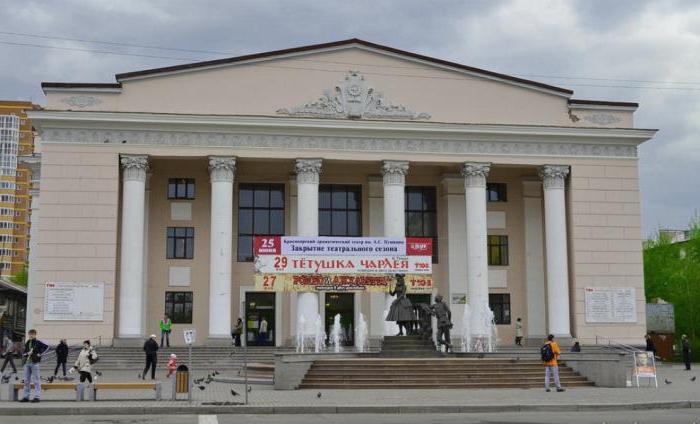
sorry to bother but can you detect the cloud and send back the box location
[0,0,697,233]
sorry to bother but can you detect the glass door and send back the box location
[324,293,354,347]
[245,292,275,346]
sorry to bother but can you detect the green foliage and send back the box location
[644,216,700,361]
[9,267,27,287]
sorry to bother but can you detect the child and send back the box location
[166,353,177,378]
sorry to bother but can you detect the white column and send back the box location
[381,160,408,336]
[441,175,467,340]
[462,162,491,348]
[539,165,572,337]
[295,159,322,336]
[208,156,236,339]
[25,188,40,332]
[118,155,149,338]
[367,177,386,340]
[523,180,547,341]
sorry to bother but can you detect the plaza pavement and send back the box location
[0,363,698,415]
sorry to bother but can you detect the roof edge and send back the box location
[113,38,574,95]
[569,99,639,108]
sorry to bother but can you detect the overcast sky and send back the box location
[0,0,698,236]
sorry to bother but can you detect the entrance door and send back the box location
[245,292,275,347]
[406,294,432,334]
[324,293,354,347]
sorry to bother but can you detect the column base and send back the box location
[113,337,146,347]
[206,336,234,347]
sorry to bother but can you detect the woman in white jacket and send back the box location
[71,340,98,383]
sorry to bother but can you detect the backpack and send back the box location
[541,343,554,362]
[88,349,99,365]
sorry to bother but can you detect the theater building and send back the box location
[27,39,655,347]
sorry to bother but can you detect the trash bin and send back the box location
[172,364,190,400]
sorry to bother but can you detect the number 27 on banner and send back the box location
[261,275,276,289]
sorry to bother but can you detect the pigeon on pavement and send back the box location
[317,392,322,398]
[247,386,252,393]
[691,376,697,382]
[198,385,206,391]
[664,379,672,384]
[231,389,239,396]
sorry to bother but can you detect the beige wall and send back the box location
[30,140,647,346]
[44,48,633,128]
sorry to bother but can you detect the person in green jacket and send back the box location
[159,315,172,347]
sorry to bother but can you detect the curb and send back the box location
[0,401,695,415]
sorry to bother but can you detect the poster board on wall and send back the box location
[584,287,637,323]
[44,282,104,321]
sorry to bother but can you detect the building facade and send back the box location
[0,101,38,278]
[28,40,655,347]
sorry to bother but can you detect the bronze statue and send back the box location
[430,294,453,352]
[385,274,414,336]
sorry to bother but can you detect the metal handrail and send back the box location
[594,335,642,353]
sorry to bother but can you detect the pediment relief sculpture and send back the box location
[277,71,430,120]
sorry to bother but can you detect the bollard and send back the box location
[172,364,191,401]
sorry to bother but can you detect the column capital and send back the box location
[295,158,322,185]
[120,154,149,182]
[381,160,409,186]
[209,156,237,183]
[538,165,570,190]
[461,162,491,187]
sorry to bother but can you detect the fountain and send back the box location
[296,313,327,353]
[461,302,498,352]
[313,314,325,353]
[330,314,342,353]
[356,312,369,352]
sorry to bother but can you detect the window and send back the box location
[487,183,507,202]
[319,185,361,236]
[405,186,438,262]
[166,227,194,259]
[488,235,509,266]
[168,178,195,199]
[164,292,193,324]
[237,184,285,262]
[489,293,511,325]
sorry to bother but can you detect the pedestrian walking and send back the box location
[141,334,159,380]
[54,339,69,378]
[258,317,268,345]
[19,329,48,402]
[542,334,565,392]
[645,333,656,356]
[1,334,18,375]
[159,314,172,348]
[232,318,243,347]
[166,353,177,378]
[515,318,523,346]
[682,334,692,371]
[70,340,98,383]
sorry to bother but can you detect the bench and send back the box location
[9,383,85,401]
[88,382,162,401]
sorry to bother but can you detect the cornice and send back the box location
[28,111,656,159]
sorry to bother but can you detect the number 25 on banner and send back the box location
[254,236,281,255]
[261,275,277,289]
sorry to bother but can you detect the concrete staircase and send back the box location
[64,346,288,371]
[298,357,594,389]
[380,335,444,357]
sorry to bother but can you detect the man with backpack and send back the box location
[541,334,565,392]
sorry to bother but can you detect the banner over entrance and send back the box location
[253,236,434,293]
[254,236,432,256]
[254,273,433,293]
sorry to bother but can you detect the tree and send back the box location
[9,267,27,287]
[644,214,700,360]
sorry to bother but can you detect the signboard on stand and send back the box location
[584,287,637,323]
[44,282,105,321]
[633,351,658,388]
[183,329,196,345]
